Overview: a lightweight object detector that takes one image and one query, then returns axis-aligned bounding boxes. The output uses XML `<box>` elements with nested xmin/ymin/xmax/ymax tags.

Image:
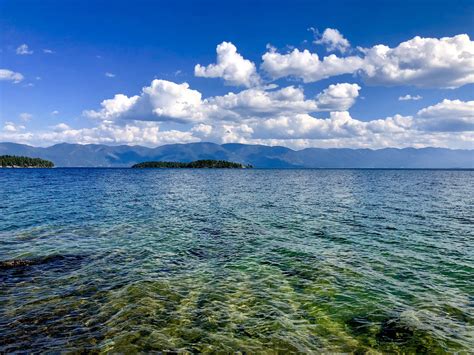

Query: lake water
<box><xmin>1</xmin><ymin>168</ymin><xmax>473</xmax><ymax>352</ymax></box>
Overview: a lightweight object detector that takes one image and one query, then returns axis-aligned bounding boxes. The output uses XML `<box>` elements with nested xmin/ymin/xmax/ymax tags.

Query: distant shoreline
<box><xmin>1</xmin><ymin>142</ymin><xmax>472</xmax><ymax>169</ymax></box>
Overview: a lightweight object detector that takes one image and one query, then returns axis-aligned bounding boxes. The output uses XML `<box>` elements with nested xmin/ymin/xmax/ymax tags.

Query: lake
<box><xmin>1</xmin><ymin>168</ymin><xmax>473</xmax><ymax>352</ymax></box>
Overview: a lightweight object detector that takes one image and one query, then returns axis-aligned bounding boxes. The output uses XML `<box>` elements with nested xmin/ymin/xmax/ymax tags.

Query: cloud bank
<box><xmin>2</xmin><ymin>31</ymin><xmax>473</xmax><ymax>149</ymax></box>
<box><xmin>262</xmin><ymin>33</ymin><xmax>474</xmax><ymax>88</ymax></box>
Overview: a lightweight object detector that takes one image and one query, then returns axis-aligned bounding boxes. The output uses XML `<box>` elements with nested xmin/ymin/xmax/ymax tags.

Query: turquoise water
<box><xmin>1</xmin><ymin>168</ymin><xmax>473</xmax><ymax>353</ymax></box>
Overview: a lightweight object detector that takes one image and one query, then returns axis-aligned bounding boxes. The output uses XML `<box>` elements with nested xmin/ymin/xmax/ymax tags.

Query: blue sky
<box><xmin>1</xmin><ymin>0</ymin><xmax>473</xmax><ymax>148</ymax></box>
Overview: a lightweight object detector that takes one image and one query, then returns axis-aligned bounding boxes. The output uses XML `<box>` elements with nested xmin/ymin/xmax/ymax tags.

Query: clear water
<box><xmin>1</xmin><ymin>168</ymin><xmax>473</xmax><ymax>353</ymax></box>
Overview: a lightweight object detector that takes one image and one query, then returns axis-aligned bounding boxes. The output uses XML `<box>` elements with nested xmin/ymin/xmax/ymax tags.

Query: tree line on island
<box><xmin>0</xmin><ymin>156</ymin><xmax>249</xmax><ymax>169</ymax></box>
<box><xmin>0</xmin><ymin>155</ymin><xmax>54</xmax><ymax>168</ymax></box>
<box><xmin>132</xmin><ymin>159</ymin><xmax>252</xmax><ymax>169</ymax></box>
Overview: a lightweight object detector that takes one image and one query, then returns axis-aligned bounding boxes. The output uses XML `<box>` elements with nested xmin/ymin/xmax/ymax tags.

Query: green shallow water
<box><xmin>0</xmin><ymin>168</ymin><xmax>473</xmax><ymax>353</ymax></box>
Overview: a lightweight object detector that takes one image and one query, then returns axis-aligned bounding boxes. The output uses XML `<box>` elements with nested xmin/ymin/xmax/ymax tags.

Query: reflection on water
<box><xmin>1</xmin><ymin>169</ymin><xmax>473</xmax><ymax>352</ymax></box>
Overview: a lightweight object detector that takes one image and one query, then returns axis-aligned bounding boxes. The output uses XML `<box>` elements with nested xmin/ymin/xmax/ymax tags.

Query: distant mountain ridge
<box><xmin>0</xmin><ymin>142</ymin><xmax>472</xmax><ymax>168</ymax></box>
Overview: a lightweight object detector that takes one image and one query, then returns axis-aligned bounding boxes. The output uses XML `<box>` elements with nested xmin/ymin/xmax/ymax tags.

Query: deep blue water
<box><xmin>1</xmin><ymin>168</ymin><xmax>473</xmax><ymax>352</ymax></box>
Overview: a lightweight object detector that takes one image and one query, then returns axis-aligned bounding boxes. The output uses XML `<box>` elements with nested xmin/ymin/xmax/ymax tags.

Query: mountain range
<box><xmin>0</xmin><ymin>142</ymin><xmax>472</xmax><ymax>168</ymax></box>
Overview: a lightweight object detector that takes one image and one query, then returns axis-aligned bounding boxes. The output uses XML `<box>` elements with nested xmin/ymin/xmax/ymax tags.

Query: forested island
<box><xmin>132</xmin><ymin>159</ymin><xmax>251</xmax><ymax>169</ymax></box>
<box><xmin>0</xmin><ymin>155</ymin><xmax>54</xmax><ymax>168</ymax></box>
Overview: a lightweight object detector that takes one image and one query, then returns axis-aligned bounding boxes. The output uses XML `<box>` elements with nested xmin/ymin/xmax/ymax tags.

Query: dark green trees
<box><xmin>0</xmin><ymin>155</ymin><xmax>54</xmax><ymax>168</ymax></box>
<box><xmin>131</xmin><ymin>159</ymin><xmax>251</xmax><ymax>169</ymax></box>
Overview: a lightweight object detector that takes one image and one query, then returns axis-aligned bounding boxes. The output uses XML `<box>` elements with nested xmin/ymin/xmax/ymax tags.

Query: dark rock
<box><xmin>346</xmin><ymin>316</ymin><xmax>374</xmax><ymax>336</ymax></box>
<box><xmin>377</xmin><ymin>317</ymin><xmax>415</xmax><ymax>343</ymax></box>
<box><xmin>0</xmin><ymin>259</ymin><xmax>37</xmax><ymax>269</ymax></box>
<box><xmin>0</xmin><ymin>254</ymin><xmax>87</xmax><ymax>271</ymax></box>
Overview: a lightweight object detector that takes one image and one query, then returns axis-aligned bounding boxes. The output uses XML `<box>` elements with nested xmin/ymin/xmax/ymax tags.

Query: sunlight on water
<box><xmin>1</xmin><ymin>169</ymin><xmax>473</xmax><ymax>352</ymax></box>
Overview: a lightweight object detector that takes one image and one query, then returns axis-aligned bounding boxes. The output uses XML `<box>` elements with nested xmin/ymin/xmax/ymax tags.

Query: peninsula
<box><xmin>131</xmin><ymin>159</ymin><xmax>251</xmax><ymax>169</ymax></box>
<box><xmin>0</xmin><ymin>155</ymin><xmax>54</xmax><ymax>168</ymax></box>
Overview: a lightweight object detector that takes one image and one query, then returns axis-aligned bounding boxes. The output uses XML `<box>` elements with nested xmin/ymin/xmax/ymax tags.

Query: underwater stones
<box><xmin>0</xmin><ymin>254</ymin><xmax>89</xmax><ymax>286</ymax></box>
<box><xmin>346</xmin><ymin>316</ymin><xmax>378</xmax><ymax>337</ymax></box>
<box><xmin>0</xmin><ymin>254</ymin><xmax>87</xmax><ymax>271</ymax></box>
<box><xmin>344</xmin><ymin>310</ymin><xmax>447</xmax><ymax>352</ymax></box>
<box><xmin>377</xmin><ymin>310</ymin><xmax>426</xmax><ymax>343</ymax></box>
<box><xmin>0</xmin><ymin>259</ymin><xmax>35</xmax><ymax>269</ymax></box>
<box><xmin>377</xmin><ymin>317</ymin><xmax>415</xmax><ymax>343</ymax></box>
<box><xmin>0</xmin><ymin>295</ymin><xmax>104</xmax><ymax>353</ymax></box>
<box><xmin>375</xmin><ymin>311</ymin><xmax>442</xmax><ymax>352</ymax></box>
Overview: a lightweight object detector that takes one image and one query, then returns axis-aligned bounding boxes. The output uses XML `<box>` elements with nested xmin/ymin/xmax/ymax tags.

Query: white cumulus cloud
<box><xmin>0</xmin><ymin>69</ymin><xmax>24</xmax><ymax>83</ymax></box>
<box><xmin>0</xmin><ymin>121</ymin><xmax>198</xmax><ymax>147</ymax></box>
<box><xmin>3</xmin><ymin>122</ymin><xmax>26</xmax><ymax>132</ymax></box>
<box><xmin>208</xmin><ymin>85</ymin><xmax>316</xmax><ymax>119</ymax></box>
<box><xmin>195</xmin><ymin>41</ymin><xmax>260</xmax><ymax>87</ymax></box>
<box><xmin>53</xmin><ymin>123</ymin><xmax>71</xmax><ymax>132</ymax></box>
<box><xmin>84</xmin><ymin>80</ymin><xmax>206</xmax><ymax>123</ymax></box>
<box><xmin>315</xmin><ymin>83</ymin><xmax>361</xmax><ymax>111</ymax></box>
<box><xmin>399</xmin><ymin>94</ymin><xmax>422</xmax><ymax>101</ymax></box>
<box><xmin>4</xmin><ymin>99</ymin><xmax>474</xmax><ymax>149</ymax></box>
<box><xmin>75</xmin><ymin>72</ymin><xmax>474</xmax><ymax>149</ymax></box>
<box><xmin>315</xmin><ymin>28</ymin><xmax>350</xmax><ymax>53</ymax></box>
<box><xmin>261</xmin><ymin>34</ymin><xmax>474</xmax><ymax>88</ymax></box>
<box><xmin>84</xmin><ymin>79</ymin><xmax>362</xmax><ymax>124</ymax></box>
<box><xmin>261</xmin><ymin>48</ymin><xmax>363</xmax><ymax>83</ymax></box>
<box><xmin>16</xmin><ymin>44</ymin><xmax>33</xmax><ymax>55</ymax></box>
<box><xmin>415</xmin><ymin>99</ymin><xmax>474</xmax><ymax>132</ymax></box>
<box><xmin>360</xmin><ymin>34</ymin><xmax>474</xmax><ymax>88</ymax></box>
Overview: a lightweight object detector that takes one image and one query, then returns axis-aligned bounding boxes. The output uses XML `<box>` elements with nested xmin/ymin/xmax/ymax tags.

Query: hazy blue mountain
<box><xmin>0</xmin><ymin>142</ymin><xmax>472</xmax><ymax>168</ymax></box>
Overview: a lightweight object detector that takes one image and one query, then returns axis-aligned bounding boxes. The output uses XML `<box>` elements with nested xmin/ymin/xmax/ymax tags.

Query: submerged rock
<box><xmin>377</xmin><ymin>317</ymin><xmax>415</xmax><ymax>343</ymax></box>
<box><xmin>345</xmin><ymin>311</ymin><xmax>447</xmax><ymax>353</ymax></box>
<box><xmin>0</xmin><ymin>254</ymin><xmax>87</xmax><ymax>271</ymax></box>
<box><xmin>0</xmin><ymin>259</ymin><xmax>36</xmax><ymax>268</ymax></box>
<box><xmin>346</xmin><ymin>316</ymin><xmax>377</xmax><ymax>337</ymax></box>
<box><xmin>374</xmin><ymin>311</ymin><xmax>443</xmax><ymax>352</ymax></box>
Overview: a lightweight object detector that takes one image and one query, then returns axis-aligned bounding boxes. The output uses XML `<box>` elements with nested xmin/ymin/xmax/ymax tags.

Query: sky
<box><xmin>1</xmin><ymin>0</ymin><xmax>473</xmax><ymax>149</ymax></box>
